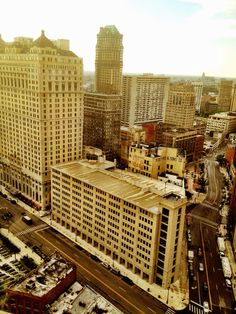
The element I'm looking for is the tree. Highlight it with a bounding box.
[216,154,227,167]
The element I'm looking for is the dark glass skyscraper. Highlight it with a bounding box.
[95,25,123,95]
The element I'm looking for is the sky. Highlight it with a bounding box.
[0,0,236,77]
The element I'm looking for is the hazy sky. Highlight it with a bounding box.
[1,0,236,77]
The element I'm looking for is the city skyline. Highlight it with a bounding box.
[0,0,236,78]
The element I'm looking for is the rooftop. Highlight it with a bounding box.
[52,160,186,212]
[50,284,123,314]
[12,252,74,297]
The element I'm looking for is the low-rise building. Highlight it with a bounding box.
[156,124,204,162]
[128,145,185,178]
[206,112,236,136]
[51,159,187,289]
[6,253,77,314]
[120,126,145,167]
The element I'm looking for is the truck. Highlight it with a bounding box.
[221,256,232,278]
[188,250,194,262]
[217,237,225,257]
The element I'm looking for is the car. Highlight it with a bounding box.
[121,276,134,285]
[226,278,232,288]
[187,233,192,243]
[91,254,100,262]
[189,270,194,278]
[189,263,194,272]
[199,262,204,272]
[101,262,110,269]
[203,301,210,313]
[232,301,236,312]
[1,214,7,220]
[5,211,13,218]
[198,247,203,257]
[203,282,208,292]
[111,268,120,275]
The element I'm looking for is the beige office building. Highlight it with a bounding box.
[120,126,145,166]
[51,159,187,289]
[128,145,185,178]
[164,83,195,129]
[122,74,170,127]
[95,25,123,95]
[83,92,122,161]
[206,112,236,136]
[218,79,233,112]
[0,31,83,210]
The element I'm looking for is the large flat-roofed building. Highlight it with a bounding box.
[83,92,122,161]
[51,159,187,289]
[122,74,170,127]
[128,145,186,178]
[206,112,236,136]
[95,25,123,95]
[164,83,195,129]
[0,31,83,210]
[218,79,233,112]
[6,252,77,313]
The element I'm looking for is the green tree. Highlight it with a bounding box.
[216,154,227,167]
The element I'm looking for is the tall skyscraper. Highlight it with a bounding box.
[84,26,123,160]
[0,31,84,210]
[230,84,236,112]
[122,74,170,127]
[191,81,203,113]
[83,93,121,161]
[218,79,233,112]
[164,83,195,129]
[95,25,123,95]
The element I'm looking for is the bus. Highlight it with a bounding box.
[22,215,33,225]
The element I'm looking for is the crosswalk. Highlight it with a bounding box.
[15,223,49,236]
[165,308,176,314]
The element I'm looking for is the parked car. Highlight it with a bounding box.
[203,282,208,292]
[199,262,204,272]
[198,247,203,257]
[203,301,210,313]
[226,278,232,288]
[101,262,110,269]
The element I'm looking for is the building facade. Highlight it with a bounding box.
[0,31,84,210]
[206,112,236,136]
[120,126,145,167]
[95,25,123,95]
[156,124,203,162]
[122,74,170,127]
[6,253,76,314]
[231,84,236,112]
[83,92,122,161]
[128,145,186,178]
[51,159,187,289]
[192,81,203,113]
[164,83,195,129]
[218,79,233,112]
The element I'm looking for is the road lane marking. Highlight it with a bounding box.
[200,222,213,312]
[147,307,156,313]
[36,232,144,314]
[95,269,101,273]
[119,286,126,292]
[213,266,215,272]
